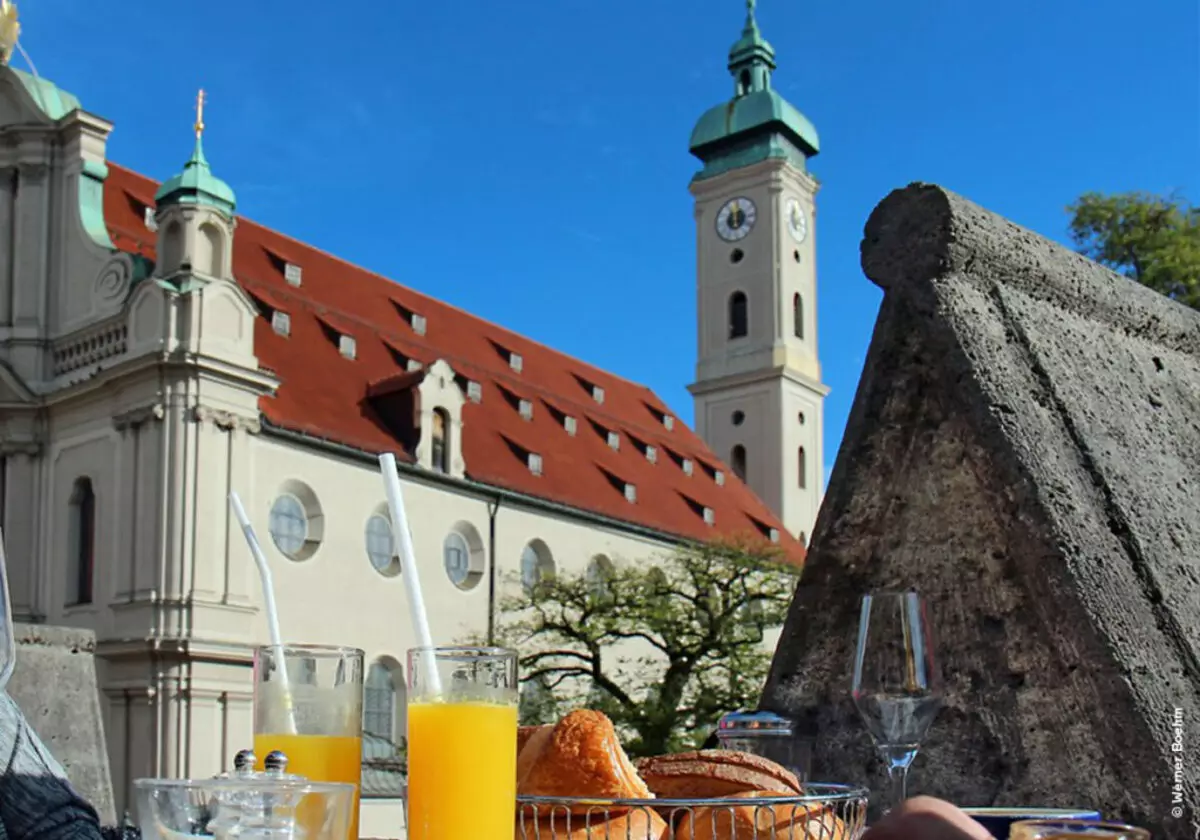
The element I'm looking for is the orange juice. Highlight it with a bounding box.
[407,701,518,840]
[254,733,362,840]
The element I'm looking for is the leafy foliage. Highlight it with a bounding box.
[1067,191,1200,310]
[494,537,799,757]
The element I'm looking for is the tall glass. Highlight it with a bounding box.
[1010,822,1151,840]
[254,644,364,840]
[407,646,518,840]
[851,591,942,813]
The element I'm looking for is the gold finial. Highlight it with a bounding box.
[0,0,21,66]
[194,89,206,139]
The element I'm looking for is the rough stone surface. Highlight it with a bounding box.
[762,183,1200,838]
[8,623,116,824]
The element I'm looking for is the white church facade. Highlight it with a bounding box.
[0,1,825,834]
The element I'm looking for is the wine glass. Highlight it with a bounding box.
[851,591,942,813]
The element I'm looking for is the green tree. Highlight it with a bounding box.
[495,537,799,757]
[1067,191,1200,310]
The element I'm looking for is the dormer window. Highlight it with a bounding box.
[284,263,303,287]
[715,470,726,486]
[664,415,675,431]
[467,381,482,402]
[510,352,523,373]
[645,445,658,464]
[593,385,605,404]
[271,311,291,337]
[528,453,543,476]
[703,507,715,525]
[683,458,694,476]
[769,528,780,543]
[624,483,637,503]
[607,431,620,451]
[143,206,158,232]
[564,416,577,436]
[407,359,423,372]
[431,408,449,473]
[519,399,533,421]
[338,335,357,359]
[393,301,427,335]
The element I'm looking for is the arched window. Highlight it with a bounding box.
[67,478,95,605]
[198,222,224,277]
[793,293,804,339]
[730,445,747,482]
[586,555,615,602]
[431,408,449,473]
[363,661,397,742]
[520,540,555,593]
[728,291,748,340]
[798,446,807,489]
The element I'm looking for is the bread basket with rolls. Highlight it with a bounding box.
[516,711,868,840]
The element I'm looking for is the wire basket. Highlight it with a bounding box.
[518,783,869,840]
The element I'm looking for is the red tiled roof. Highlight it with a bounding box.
[102,164,804,564]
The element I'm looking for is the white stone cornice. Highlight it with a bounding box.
[112,403,164,431]
[0,440,40,456]
[192,405,261,433]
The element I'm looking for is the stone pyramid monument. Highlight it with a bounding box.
[762,184,1200,839]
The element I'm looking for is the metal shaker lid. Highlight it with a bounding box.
[717,710,795,734]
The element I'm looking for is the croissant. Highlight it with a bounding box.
[517,709,652,804]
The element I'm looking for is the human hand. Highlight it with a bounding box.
[862,797,994,840]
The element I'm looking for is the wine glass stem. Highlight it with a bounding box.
[881,746,918,813]
[887,764,909,811]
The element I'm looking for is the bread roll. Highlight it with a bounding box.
[516,807,667,840]
[675,791,847,840]
[517,710,653,804]
[636,750,802,799]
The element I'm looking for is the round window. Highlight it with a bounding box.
[268,495,308,558]
[365,514,398,576]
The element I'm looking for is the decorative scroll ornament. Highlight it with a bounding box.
[94,253,134,304]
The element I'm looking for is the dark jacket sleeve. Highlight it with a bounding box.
[0,694,102,840]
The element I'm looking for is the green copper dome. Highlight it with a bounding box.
[154,135,236,217]
[689,0,820,181]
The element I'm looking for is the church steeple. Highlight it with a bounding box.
[154,90,236,219]
[689,0,819,182]
[153,90,237,282]
[728,0,775,96]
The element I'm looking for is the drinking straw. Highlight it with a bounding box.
[378,453,443,697]
[229,491,299,734]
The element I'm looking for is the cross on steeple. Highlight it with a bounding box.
[194,89,206,139]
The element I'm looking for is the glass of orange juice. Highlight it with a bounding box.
[406,646,518,840]
[1010,822,1151,840]
[254,644,364,840]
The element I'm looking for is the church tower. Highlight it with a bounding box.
[686,0,828,544]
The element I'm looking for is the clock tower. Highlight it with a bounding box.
[686,0,828,544]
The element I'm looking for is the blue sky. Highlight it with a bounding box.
[28,0,1199,482]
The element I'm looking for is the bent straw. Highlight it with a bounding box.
[378,453,443,698]
[229,491,299,734]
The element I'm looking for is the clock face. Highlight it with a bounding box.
[786,198,809,244]
[716,197,757,242]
